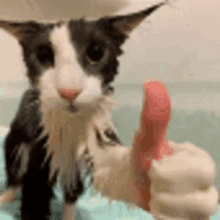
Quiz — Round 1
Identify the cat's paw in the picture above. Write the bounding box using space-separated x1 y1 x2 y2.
0 188 20 204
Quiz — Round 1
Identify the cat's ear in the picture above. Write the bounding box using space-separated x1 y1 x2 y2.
0 20 44 41
109 2 166 35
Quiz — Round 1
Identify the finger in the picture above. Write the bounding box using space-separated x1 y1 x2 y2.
132 78 172 210
133 78 171 154
141 78 171 127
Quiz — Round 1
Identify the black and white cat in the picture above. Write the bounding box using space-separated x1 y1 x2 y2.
0 2 166 220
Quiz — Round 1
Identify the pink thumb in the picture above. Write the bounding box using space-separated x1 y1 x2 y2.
133 79 173 210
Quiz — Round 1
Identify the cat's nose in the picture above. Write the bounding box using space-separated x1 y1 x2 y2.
59 87 81 101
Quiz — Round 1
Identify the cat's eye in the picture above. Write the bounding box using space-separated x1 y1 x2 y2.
36 44 54 66
86 43 105 65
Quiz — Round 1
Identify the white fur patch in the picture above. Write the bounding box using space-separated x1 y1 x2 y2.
40 90 117 191
38 67 67 113
74 76 103 110
13 143 30 178
50 24 84 91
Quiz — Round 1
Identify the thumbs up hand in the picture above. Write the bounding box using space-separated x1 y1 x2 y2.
132 78 219 219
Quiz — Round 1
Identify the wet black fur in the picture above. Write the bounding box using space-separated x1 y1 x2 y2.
4 18 126 217
5 87 122 220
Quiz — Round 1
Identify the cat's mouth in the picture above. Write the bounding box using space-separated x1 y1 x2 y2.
65 85 114 114
68 104 78 113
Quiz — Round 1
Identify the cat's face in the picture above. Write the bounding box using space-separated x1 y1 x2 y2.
0 3 165 113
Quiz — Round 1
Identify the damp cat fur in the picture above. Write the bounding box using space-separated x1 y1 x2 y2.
0 2 166 220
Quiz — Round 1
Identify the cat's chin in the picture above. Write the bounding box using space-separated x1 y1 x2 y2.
68 105 78 114
69 104 77 112
62 101 99 115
